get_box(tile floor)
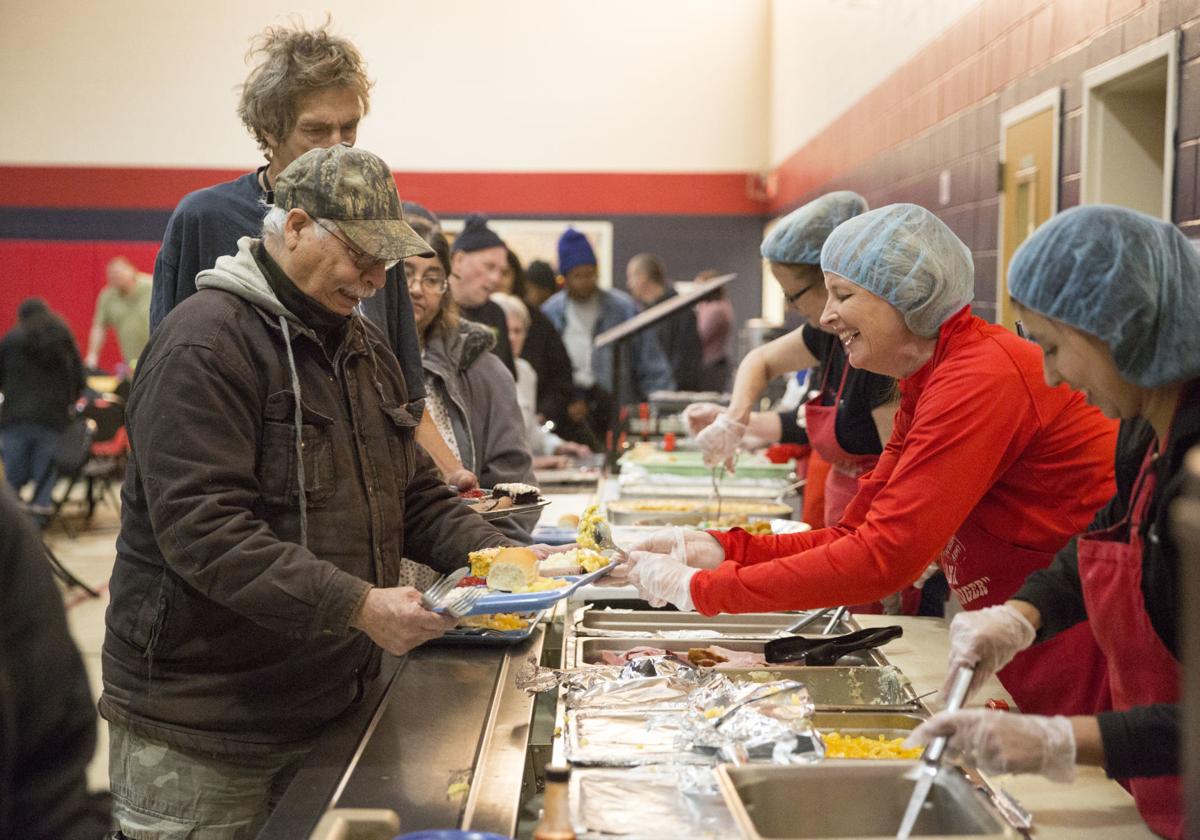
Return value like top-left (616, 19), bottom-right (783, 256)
top-left (48, 496), bottom-right (122, 794)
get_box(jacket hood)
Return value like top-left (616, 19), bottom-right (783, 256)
top-left (196, 237), bottom-right (300, 325)
top-left (428, 318), bottom-right (496, 373)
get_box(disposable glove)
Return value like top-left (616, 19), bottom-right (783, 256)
top-left (628, 552), bottom-right (700, 611)
top-left (682, 402), bottom-right (724, 437)
top-left (599, 528), bottom-right (688, 587)
top-left (628, 527), bottom-right (726, 569)
top-left (943, 604), bottom-right (1036, 702)
top-left (695, 414), bottom-right (747, 470)
top-left (906, 710), bottom-right (1076, 783)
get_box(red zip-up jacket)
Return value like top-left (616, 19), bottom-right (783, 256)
top-left (693, 307), bottom-right (1118, 615)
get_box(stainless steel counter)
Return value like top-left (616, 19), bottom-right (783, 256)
top-left (260, 622), bottom-right (547, 839)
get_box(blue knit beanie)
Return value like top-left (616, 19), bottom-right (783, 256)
top-left (453, 213), bottom-right (504, 253)
top-left (557, 228), bottom-right (597, 275)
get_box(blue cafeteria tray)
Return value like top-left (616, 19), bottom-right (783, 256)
top-left (460, 562), bottom-right (614, 616)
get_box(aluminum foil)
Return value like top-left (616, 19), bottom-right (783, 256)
top-left (570, 766), bottom-right (738, 838)
top-left (564, 708), bottom-right (712, 766)
top-left (680, 679), bottom-right (825, 766)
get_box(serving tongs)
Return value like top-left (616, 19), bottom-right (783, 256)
top-left (895, 665), bottom-right (975, 839)
top-left (782, 605), bottom-right (847, 635)
top-left (763, 625), bottom-right (903, 666)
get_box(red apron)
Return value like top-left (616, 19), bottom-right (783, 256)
top-left (804, 362), bottom-right (879, 525)
top-left (939, 516), bottom-right (1112, 717)
top-left (806, 361), bottom-right (917, 614)
top-left (1077, 446), bottom-right (1182, 838)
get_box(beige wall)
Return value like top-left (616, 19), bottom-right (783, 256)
top-left (0, 0), bottom-right (771, 172)
top-left (768, 0), bottom-right (980, 167)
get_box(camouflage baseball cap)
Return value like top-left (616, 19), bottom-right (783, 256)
top-left (274, 144), bottom-right (434, 261)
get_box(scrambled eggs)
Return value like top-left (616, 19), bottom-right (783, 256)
top-left (468, 546), bottom-right (502, 577)
top-left (458, 613), bottom-right (529, 631)
top-left (577, 504), bottom-right (604, 551)
top-left (822, 732), bottom-right (923, 760)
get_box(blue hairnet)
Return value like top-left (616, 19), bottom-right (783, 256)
top-left (761, 191), bottom-right (869, 265)
top-left (1008, 205), bottom-right (1200, 388)
top-left (820, 203), bottom-right (974, 337)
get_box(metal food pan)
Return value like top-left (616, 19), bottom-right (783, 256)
top-left (574, 609), bottom-right (855, 637)
top-left (716, 666), bottom-right (920, 711)
top-left (716, 763), bottom-right (1013, 839)
top-left (811, 711), bottom-right (927, 739)
top-left (606, 500), bottom-right (794, 526)
top-left (575, 637), bottom-right (885, 669)
top-left (563, 708), bottom-right (709, 767)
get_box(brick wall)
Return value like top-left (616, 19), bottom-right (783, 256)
top-left (770, 0), bottom-right (1200, 321)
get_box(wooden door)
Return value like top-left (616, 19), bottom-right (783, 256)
top-left (999, 91), bottom-right (1060, 332)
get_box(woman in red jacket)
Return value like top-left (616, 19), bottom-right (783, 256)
top-left (626, 204), bottom-right (1119, 717)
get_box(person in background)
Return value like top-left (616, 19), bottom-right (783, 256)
top-left (0, 482), bottom-right (112, 840)
top-left (492, 292), bottom-right (592, 462)
top-left (523, 258), bottom-right (559, 310)
top-left (542, 228), bottom-right (674, 445)
top-left (684, 193), bottom-right (899, 533)
top-left (693, 269), bottom-right (734, 392)
top-left (149, 21), bottom-right (429, 423)
top-left (625, 253), bottom-right (702, 391)
top-left (498, 246), bottom-right (523, 295)
top-left (103, 146), bottom-right (519, 838)
top-left (84, 256), bottom-right (151, 371)
top-left (624, 204), bottom-right (1119, 720)
top-left (507, 257), bottom-right (576, 441)
top-left (410, 232), bottom-right (539, 544)
top-left (0, 298), bottom-right (85, 516)
top-left (910, 206), bottom-right (1199, 839)
top-left (448, 214), bottom-right (516, 375)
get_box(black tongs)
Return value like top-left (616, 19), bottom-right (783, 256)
top-left (763, 625), bottom-right (903, 665)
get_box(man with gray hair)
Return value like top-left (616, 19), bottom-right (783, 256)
top-left (150, 20), bottom-right (428, 418)
top-left (102, 145), bottom-right (516, 838)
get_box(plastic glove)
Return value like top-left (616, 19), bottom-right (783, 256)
top-left (943, 604), bottom-right (1037, 702)
top-left (695, 414), bottom-right (747, 470)
top-left (906, 710), bottom-right (1076, 783)
top-left (682, 402), bottom-right (724, 437)
top-left (628, 552), bottom-right (700, 611)
top-left (629, 528), bottom-right (726, 570)
top-left (597, 529), bottom-right (686, 587)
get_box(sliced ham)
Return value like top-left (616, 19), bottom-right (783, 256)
top-left (596, 646), bottom-right (668, 665)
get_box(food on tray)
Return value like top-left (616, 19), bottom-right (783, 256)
top-left (492, 482), bottom-right (540, 504)
top-left (558, 513), bottom-right (580, 528)
top-left (486, 547), bottom-right (539, 591)
top-left (457, 612), bottom-right (530, 632)
top-left (577, 504), bottom-right (604, 551)
top-left (822, 732), bottom-right (922, 760)
top-left (469, 546), bottom-right (504, 577)
top-left (484, 547), bottom-right (569, 594)
top-left (538, 547), bottom-right (608, 576)
top-left (470, 495), bottom-right (515, 513)
top-left (701, 516), bottom-right (773, 534)
top-left (458, 487), bottom-right (485, 499)
top-left (594, 644), bottom-right (767, 668)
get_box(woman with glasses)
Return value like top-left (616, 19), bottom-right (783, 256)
top-left (403, 230), bottom-right (537, 553)
top-left (625, 204), bottom-right (1120, 720)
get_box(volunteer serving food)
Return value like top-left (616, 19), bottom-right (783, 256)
top-left (625, 203), bottom-right (1120, 717)
top-left (684, 191), bottom-right (899, 528)
top-left (911, 205), bottom-right (1198, 839)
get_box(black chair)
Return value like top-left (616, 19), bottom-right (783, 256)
top-left (44, 414), bottom-right (97, 538)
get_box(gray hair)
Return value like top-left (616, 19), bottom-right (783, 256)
top-left (261, 206), bottom-right (330, 241)
top-left (490, 292), bottom-right (530, 330)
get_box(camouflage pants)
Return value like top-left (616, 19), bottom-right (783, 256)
top-left (108, 722), bottom-right (311, 840)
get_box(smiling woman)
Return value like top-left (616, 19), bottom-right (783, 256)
top-left (627, 202), bottom-right (1121, 726)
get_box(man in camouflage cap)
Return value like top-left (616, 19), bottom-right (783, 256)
top-left (101, 145), bottom-right (517, 838)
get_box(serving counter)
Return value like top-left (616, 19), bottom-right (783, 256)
top-left (261, 479), bottom-right (1157, 839)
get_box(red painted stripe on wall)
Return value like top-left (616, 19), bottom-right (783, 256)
top-left (0, 166), bottom-right (766, 216)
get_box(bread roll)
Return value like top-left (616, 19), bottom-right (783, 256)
top-left (486, 547), bottom-right (539, 592)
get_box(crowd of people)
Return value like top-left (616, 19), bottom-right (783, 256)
top-left (0, 15), bottom-right (1195, 840)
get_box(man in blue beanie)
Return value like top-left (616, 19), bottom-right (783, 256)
top-left (542, 228), bottom-right (674, 443)
top-left (449, 214), bottom-right (515, 375)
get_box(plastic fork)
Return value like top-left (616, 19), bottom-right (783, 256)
top-left (440, 586), bottom-right (485, 618)
top-left (419, 567), bottom-right (469, 611)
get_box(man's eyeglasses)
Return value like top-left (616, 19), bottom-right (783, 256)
top-left (317, 221), bottom-right (398, 271)
top-left (405, 268), bottom-right (447, 293)
top-left (785, 284), bottom-right (816, 306)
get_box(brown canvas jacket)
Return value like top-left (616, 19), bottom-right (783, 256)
top-left (100, 238), bottom-right (510, 755)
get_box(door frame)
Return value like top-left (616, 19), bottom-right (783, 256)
top-left (1080, 31), bottom-right (1179, 220)
top-left (997, 87), bottom-right (1061, 323)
